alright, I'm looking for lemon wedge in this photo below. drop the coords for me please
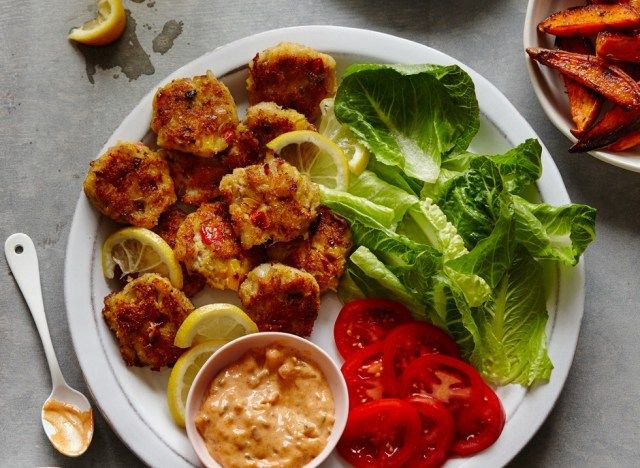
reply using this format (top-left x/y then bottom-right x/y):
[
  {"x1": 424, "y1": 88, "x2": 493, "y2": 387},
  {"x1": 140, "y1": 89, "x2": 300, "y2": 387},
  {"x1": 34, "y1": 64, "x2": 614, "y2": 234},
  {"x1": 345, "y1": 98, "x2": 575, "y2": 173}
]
[
  {"x1": 319, "y1": 98, "x2": 370, "y2": 175},
  {"x1": 167, "y1": 340, "x2": 223, "y2": 427},
  {"x1": 101, "y1": 227, "x2": 183, "y2": 289},
  {"x1": 68, "y1": 0, "x2": 126, "y2": 46},
  {"x1": 174, "y1": 304, "x2": 258, "y2": 348},
  {"x1": 267, "y1": 130, "x2": 350, "y2": 191}
]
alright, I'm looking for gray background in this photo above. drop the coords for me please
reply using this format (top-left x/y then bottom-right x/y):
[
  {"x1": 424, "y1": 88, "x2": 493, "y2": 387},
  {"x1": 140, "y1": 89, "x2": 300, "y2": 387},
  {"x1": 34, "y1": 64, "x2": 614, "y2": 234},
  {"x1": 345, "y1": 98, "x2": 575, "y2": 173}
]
[{"x1": 1, "y1": 0, "x2": 638, "y2": 466}]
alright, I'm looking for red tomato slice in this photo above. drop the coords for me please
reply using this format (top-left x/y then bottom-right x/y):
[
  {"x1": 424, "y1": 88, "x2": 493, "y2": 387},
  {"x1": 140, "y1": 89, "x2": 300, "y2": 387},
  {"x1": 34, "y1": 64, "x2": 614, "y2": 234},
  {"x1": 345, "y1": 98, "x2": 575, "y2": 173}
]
[
  {"x1": 334, "y1": 299, "x2": 412, "y2": 359},
  {"x1": 337, "y1": 399, "x2": 421, "y2": 468},
  {"x1": 382, "y1": 322, "x2": 460, "y2": 396},
  {"x1": 400, "y1": 354, "x2": 485, "y2": 411},
  {"x1": 407, "y1": 396, "x2": 456, "y2": 468},
  {"x1": 451, "y1": 384, "x2": 505, "y2": 457},
  {"x1": 341, "y1": 342, "x2": 385, "y2": 408}
]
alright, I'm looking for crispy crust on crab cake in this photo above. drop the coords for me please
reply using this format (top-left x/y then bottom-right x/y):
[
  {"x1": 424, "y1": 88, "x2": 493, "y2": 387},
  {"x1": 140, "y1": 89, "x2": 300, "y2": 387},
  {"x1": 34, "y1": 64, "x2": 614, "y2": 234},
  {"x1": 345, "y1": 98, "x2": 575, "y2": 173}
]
[
  {"x1": 218, "y1": 123, "x2": 262, "y2": 170},
  {"x1": 151, "y1": 72, "x2": 238, "y2": 157},
  {"x1": 165, "y1": 150, "x2": 229, "y2": 206},
  {"x1": 238, "y1": 263, "x2": 320, "y2": 337},
  {"x1": 267, "y1": 206, "x2": 352, "y2": 293},
  {"x1": 102, "y1": 273, "x2": 193, "y2": 370},
  {"x1": 174, "y1": 202, "x2": 263, "y2": 291},
  {"x1": 153, "y1": 206, "x2": 207, "y2": 297},
  {"x1": 246, "y1": 43, "x2": 337, "y2": 120},
  {"x1": 83, "y1": 142, "x2": 176, "y2": 228},
  {"x1": 244, "y1": 102, "x2": 316, "y2": 148},
  {"x1": 219, "y1": 157, "x2": 320, "y2": 249}
]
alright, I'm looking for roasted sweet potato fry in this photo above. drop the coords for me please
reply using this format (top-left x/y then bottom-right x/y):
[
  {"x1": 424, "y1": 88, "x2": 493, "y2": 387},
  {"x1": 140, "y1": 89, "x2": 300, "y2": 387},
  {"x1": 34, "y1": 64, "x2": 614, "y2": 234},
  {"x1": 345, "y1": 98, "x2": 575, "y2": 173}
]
[
  {"x1": 555, "y1": 38, "x2": 603, "y2": 136},
  {"x1": 538, "y1": 4, "x2": 640, "y2": 37},
  {"x1": 596, "y1": 31, "x2": 640, "y2": 62},
  {"x1": 570, "y1": 105, "x2": 640, "y2": 152},
  {"x1": 526, "y1": 48, "x2": 640, "y2": 109},
  {"x1": 605, "y1": 129, "x2": 640, "y2": 151}
]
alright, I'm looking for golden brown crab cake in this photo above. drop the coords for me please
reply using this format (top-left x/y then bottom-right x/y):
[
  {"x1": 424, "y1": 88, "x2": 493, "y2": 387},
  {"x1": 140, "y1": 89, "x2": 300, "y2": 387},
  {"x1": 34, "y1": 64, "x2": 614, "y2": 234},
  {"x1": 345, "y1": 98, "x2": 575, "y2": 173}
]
[
  {"x1": 267, "y1": 206, "x2": 352, "y2": 293},
  {"x1": 153, "y1": 206, "x2": 207, "y2": 298},
  {"x1": 244, "y1": 102, "x2": 316, "y2": 148},
  {"x1": 102, "y1": 273, "x2": 193, "y2": 370},
  {"x1": 238, "y1": 263, "x2": 320, "y2": 337},
  {"x1": 218, "y1": 123, "x2": 262, "y2": 170},
  {"x1": 165, "y1": 150, "x2": 229, "y2": 206},
  {"x1": 246, "y1": 42, "x2": 337, "y2": 121},
  {"x1": 219, "y1": 157, "x2": 320, "y2": 249},
  {"x1": 83, "y1": 142, "x2": 176, "y2": 228},
  {"x1": 151, "y1": 73, "x2": 238, "y2": 157},
  {"x1": 174, "y1": 202, "x2": 262, "y2": 291}
]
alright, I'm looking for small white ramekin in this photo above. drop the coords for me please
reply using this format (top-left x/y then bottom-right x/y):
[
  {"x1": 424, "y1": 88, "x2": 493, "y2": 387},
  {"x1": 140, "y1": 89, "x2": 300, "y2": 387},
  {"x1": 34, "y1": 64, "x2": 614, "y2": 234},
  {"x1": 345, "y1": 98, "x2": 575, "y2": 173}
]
[{"x1": 185, "y1": 332, "x2": 349, "y2": 468}]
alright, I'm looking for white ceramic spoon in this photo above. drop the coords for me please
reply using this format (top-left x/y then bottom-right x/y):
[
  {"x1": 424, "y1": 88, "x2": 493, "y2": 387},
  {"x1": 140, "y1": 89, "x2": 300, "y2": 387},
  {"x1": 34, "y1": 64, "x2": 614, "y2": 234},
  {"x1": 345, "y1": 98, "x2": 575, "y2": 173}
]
[{"x1": 5, "y1": 233, "x2": 94, "y2": 457}]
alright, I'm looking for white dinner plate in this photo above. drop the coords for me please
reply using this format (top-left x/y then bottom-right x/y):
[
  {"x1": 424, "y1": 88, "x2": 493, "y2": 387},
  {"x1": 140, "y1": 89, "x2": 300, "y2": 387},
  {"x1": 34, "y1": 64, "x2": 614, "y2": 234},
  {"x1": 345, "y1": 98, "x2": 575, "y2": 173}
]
[
  {"x1": 524, "y1": 0, "x2": 640, "y2": 173},
  {"x1": 64, "y1": 26, "x2": 585, "y2": 467}
]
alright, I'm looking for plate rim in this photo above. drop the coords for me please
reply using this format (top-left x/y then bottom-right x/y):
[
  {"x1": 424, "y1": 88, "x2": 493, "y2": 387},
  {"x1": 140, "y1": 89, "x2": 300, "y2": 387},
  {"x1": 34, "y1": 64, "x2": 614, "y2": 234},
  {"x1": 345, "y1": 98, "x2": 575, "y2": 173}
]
[
  {"x1": 64, "y1": 25, "x2": 586, "y2": 467},
  {"x1": 523, "y1": 0, "x2": 640, "y2": 173}
]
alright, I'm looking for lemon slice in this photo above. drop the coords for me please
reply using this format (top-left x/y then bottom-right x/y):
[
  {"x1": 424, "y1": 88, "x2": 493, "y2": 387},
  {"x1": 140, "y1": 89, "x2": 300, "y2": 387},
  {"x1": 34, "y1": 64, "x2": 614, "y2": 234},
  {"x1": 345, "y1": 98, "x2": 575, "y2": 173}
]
[
  {"x1": 167, "y1": 340, "x2": 223, "y2": 427},
  {"x1": 101, "y1": 227, "x2": 183, "y2": 289},
  {"x1": 68, "y1": 0, "x2": 126, "y2": 46},
  {"x1": 174, "y1": 304, "x2": 258, "y2": 348},
  {"x1": 267, "y1": 130, "x2": 350, "y2": 191},
  {"x1": 319, "y1": 98, "x2": 370, "y2": 175}
]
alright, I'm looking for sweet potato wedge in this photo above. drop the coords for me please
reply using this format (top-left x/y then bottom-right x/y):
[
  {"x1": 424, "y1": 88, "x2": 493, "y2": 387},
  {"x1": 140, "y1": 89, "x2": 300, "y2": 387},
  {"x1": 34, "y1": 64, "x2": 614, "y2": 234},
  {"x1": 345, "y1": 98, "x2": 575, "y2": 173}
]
[
  {"x1": 596, "y1": 31, "x2": 640, "y2": 62},
  {"x1": 605, "y1": 128, "x2": 640, "y2": 150},
  {"x1": 555, "y1": 38, "x2": 603, "y2": 136},
  {"x1": 526, "y1": 48, "x2": 640, "y2": 109},
  {"x1": 570, "y1": 105, "x2": 640, "y2": 152},
  {"x1": 538, "y1": 4, "x2": 640, "y2": 37}
]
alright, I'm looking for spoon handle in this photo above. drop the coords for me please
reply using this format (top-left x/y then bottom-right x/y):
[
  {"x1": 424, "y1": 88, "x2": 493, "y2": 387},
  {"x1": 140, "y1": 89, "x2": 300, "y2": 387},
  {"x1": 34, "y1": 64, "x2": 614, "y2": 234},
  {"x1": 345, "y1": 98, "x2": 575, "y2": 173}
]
[{"x1": 5, "y1": 233, "x2": 66, "y2": 388}]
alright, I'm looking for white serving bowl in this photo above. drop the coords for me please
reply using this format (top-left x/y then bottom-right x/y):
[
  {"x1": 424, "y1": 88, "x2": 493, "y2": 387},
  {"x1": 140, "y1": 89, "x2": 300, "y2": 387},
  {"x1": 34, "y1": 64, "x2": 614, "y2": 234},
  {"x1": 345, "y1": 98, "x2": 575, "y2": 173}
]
[
  {"x1": 523, "y1": 0, "x2": 640, "y2": 172},
  {"x1": 184, "y1": 332, "x2": 349, "y2": 468}
]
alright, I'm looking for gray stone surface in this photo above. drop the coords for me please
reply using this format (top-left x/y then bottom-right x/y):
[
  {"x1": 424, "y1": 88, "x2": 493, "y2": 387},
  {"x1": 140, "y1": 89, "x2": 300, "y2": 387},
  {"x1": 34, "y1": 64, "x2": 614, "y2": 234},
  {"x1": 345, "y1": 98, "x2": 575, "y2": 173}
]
[{"x1": 1, "y1": 0, "x2": 638, "y2": 466}]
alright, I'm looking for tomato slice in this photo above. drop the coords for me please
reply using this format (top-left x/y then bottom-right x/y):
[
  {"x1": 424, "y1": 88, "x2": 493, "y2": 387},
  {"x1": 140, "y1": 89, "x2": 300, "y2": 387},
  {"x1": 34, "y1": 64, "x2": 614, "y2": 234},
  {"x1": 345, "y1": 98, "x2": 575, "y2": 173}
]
[
  {"x1": 451, "y1": 384, "x2": 505, "y2": 457},
  {"x1": 382, "y1": 322, "x2": 460, "y2": 396},
  {"x1": 399, "y1": 354, "x2": 485, "y2": 411},
  {"x1": 341, "y1": 342, "x2": 385, "y2": 408},
  {"x1": 334, "y1": 299, "x2": 412, "y2": 359},
  {"x1": 407, "y1": 396, "x2": 456, "y2": 468},
  {"x1": 337, "y1": 399, "x2": 421, "y2": 467}
]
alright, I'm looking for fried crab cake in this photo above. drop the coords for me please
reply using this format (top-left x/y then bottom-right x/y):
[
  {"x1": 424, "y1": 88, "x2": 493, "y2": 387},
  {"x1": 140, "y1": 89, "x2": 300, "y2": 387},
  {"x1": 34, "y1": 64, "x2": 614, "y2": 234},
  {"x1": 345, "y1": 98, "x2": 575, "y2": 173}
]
[
  {"x1": 238, "y1": 263, "x2": 320, "y2": 337},
  {"x1": 102, "y1": 273, "x2": 193, "y2": 370},
  {"x1": 267, "y1": 206, "x2": 352, "y2": 293},
  {"x1": 165, "y1": 150, "x2": 229, "y2": 206},
  {"x1": 153, "y1": 206, "x2": 207, "y2": 298},
  {"x1": 244, "y1": 102, "x2": 315, "y2": 148},
  {"x1": 219, "y1": 157, "x2": 320, "y2": 249},
  {"x1": 218, "y1": 123, "x2": 261, "y2": 170},
  {"x1": 83, "y1": 142, "x2": 176, "y2": 228},
  {"x1": 247, "y1": 42, "x2": 337, "y2": 120},
  {"x1": 174, "y1": 202, "x2": 262, "y2": 291},
  {"x1": 151, "y1": 72, "x2": 238, "y2": 157}
]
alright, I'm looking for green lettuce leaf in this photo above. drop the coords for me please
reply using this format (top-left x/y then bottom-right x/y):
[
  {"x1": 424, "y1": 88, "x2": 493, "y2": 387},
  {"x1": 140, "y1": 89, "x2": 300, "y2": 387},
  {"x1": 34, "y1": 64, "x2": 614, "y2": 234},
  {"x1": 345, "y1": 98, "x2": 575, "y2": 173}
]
[
  {"x1": 335, "y1": 63, "x2": 479, "y2": 182},
  {"x1": 319, "y1": 185, "x2": 394, "y2": 228},
  {"x1": 512, "y1": 195, "x2": 597, "y2": 266},
  {"x1": 348, "y1": 170, "x2": 418, "y2": 223},
  {"x1": 468, "y1": 247, "x2": 553, "y2": 386}
]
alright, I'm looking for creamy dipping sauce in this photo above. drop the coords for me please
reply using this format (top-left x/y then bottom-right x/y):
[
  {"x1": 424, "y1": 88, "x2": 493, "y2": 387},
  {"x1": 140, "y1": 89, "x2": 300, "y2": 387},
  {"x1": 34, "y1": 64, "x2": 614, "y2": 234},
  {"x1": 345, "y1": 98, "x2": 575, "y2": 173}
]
[
  {"x1": 195, "y1": 344, "x2": 335, "y2": 467},
  {"x1": 42, "y1": 400, "x2": 93, "y2": 456}
]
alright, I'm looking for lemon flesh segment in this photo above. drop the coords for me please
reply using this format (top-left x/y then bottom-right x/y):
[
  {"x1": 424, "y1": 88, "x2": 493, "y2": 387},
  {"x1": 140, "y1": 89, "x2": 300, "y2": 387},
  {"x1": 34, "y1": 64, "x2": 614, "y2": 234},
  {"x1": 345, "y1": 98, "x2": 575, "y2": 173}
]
[
  {"x1": 319, "y1": 98, "x2": 370, "y2": 175},
  {"x1": 174, "y1": 303, "x2": 258, "y2": 348},
  {"x1": 267, "y1": 130, "x2": 350, "y2": 192},
  {"x1": 68, "y1": 0, "x2": 126, "y2": 46},
  {"x1": 167, "y1": 340, "x2": 223, "y2": 427},
  {"x1": 101, "y1": 227, "x2": 183, "y2": 289}
]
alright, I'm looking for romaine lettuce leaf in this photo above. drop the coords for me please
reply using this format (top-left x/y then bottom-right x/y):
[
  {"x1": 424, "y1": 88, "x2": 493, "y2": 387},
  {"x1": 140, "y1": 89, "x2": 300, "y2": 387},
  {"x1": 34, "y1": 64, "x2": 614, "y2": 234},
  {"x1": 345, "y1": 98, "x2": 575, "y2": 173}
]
[
  {"x1": 335, "y1": 63, "x2": 479, "y2": 182},
  {"x1": 319, "y1": 185, "x2": 395, "y2": 228},
  {"x1": 512, "y1": 195, "x2": 597, "y2": 266},
  {"x1": 468, "y1": 247, "x2": 553, "y2": 386},
  {"x1": 348, "y1": 170, "x2": 418, "y2": 223}
]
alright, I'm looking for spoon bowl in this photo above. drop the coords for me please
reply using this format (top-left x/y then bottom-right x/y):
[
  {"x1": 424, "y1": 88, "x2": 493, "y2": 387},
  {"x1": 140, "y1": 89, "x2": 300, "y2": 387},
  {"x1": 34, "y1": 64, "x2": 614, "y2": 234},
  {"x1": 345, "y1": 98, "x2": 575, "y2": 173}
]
[{"x1": 5, "y1": 233, "x2": 94, "y2": 457}]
